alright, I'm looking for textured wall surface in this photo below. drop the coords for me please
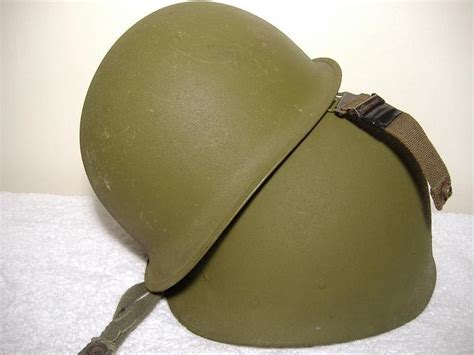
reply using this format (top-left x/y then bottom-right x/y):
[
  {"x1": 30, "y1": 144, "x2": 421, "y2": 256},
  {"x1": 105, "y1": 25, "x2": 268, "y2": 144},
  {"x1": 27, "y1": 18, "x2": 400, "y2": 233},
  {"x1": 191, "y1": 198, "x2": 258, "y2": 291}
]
[{"x1": 1, "y1": 0, "x2": 472, "y2": 213}]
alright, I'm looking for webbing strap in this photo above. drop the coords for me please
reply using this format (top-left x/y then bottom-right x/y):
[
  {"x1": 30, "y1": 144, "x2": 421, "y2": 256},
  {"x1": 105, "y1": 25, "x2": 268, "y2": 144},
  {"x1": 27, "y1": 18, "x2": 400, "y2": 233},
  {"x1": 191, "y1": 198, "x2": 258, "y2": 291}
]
[
  {"x1": 79, "y1": 282, "x2": 161, "y2": 355},
  {"x1": 334, "y1": 92, "x2": 452, "y2": 210}
]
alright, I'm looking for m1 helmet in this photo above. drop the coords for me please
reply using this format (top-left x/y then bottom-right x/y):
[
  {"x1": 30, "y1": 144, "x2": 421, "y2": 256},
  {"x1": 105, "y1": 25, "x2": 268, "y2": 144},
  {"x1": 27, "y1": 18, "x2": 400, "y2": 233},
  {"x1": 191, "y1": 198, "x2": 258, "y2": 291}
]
[{"x1": 79, "y1": 2, "x2": 450, "y2": 352}]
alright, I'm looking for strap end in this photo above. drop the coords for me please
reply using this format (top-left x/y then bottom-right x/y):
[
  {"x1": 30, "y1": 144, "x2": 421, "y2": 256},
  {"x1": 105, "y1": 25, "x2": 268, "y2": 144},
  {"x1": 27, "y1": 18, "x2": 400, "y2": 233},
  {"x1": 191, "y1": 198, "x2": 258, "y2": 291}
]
[
  {"x1": 430, "y1": 177, "x2": 452, "y2": 211},
  {"x1": 79, "y1": 338, "x2": 114, "y2": 355}
]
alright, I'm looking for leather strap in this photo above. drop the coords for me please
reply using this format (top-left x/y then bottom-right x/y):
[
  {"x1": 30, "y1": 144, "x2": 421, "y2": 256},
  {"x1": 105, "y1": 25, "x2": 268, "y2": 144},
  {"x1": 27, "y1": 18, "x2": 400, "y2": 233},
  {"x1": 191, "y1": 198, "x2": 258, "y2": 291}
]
[
  {"x1": 334, "y1": 92, "x2": 452, "y2": 210},
  {"x1": 79, "y1": 282, "x2": 161, "y2": 355}
]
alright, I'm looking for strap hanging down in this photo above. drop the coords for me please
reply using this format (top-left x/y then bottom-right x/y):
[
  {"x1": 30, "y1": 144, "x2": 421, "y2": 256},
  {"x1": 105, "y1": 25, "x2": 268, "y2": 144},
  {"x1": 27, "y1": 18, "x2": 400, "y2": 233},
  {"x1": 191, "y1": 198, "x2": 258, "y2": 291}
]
[
  {"x1": 79, "y1": 282, "x2": 161, "y2": 355},
  {"x1": 333, "y1": 92, "x2": 452, "y2": 210}
]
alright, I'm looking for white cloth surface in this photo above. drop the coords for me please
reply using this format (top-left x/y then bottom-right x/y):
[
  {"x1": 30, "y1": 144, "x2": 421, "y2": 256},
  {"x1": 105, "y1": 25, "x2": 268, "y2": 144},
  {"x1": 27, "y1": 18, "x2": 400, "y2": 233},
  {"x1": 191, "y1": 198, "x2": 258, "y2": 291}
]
[{"x1": 1, "y1": 192, "x2": 472, "y2": 354}]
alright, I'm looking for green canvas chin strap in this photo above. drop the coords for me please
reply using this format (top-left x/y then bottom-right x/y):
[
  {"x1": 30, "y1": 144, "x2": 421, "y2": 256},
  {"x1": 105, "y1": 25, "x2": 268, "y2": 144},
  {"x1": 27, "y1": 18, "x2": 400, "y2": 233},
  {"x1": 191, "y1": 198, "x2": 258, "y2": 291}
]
[
  {"x1": 79, "y1": 283, "x2": 161, "y2": 355},
  {"x1": 333, "y1": 92, "x2": 452, "y2": 210}
]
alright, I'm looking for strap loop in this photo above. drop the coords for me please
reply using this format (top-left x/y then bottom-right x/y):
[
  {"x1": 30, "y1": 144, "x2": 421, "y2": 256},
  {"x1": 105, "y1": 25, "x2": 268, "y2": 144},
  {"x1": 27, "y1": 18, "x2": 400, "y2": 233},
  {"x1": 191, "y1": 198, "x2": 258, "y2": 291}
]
[
  {"x1": 334, "y1": 92, "x2": 452, "y2": 210},
  {"x1": 79, "y1": 282, "x2": 161, "y2": 355}
]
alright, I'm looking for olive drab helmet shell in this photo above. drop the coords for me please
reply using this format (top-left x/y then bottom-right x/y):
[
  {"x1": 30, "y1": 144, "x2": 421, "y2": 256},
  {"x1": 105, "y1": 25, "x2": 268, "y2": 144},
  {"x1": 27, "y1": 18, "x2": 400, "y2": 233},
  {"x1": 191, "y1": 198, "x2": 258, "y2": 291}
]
[
  {"x1": 81, "y1": 1, "x2": 438, "y2": 347},
  {"x1": 80, "y1": 2, "x2": 340, "y2": 292},
  {"x1": 167, "y1": 111, "x2": 435, "y2": 346}
]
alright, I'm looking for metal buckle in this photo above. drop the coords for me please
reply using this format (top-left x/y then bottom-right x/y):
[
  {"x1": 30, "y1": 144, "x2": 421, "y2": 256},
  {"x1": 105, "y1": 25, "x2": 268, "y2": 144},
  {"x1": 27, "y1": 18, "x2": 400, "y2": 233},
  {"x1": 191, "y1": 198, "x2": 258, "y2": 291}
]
[{"x1": 333, "y1": 93, "x2": 385, "y2": 121}]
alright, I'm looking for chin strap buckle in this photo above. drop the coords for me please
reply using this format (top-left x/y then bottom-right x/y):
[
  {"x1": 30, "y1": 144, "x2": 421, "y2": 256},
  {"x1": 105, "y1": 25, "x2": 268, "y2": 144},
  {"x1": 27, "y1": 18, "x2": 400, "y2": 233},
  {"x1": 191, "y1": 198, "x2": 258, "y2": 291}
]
[
  {"x1": 335, "y1": 92, "x2": 402, "y2": 129},
  {"x1": 331, "y1": 91, "x2": 452, "y2": 211}
]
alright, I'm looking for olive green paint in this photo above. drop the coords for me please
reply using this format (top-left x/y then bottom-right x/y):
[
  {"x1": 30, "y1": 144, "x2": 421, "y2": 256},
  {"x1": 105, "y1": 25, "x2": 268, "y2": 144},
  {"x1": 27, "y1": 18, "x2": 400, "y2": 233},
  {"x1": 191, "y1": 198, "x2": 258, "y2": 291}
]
[
  {"x1": 167, "y1": 111, "x2": 435, "y2": 346},
  {"x1": 81, "y1": 1, "x2": 437, "y2": 347},
  {"x1": 80, "y1": 2, "x2": 340, "y2": 292}
]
